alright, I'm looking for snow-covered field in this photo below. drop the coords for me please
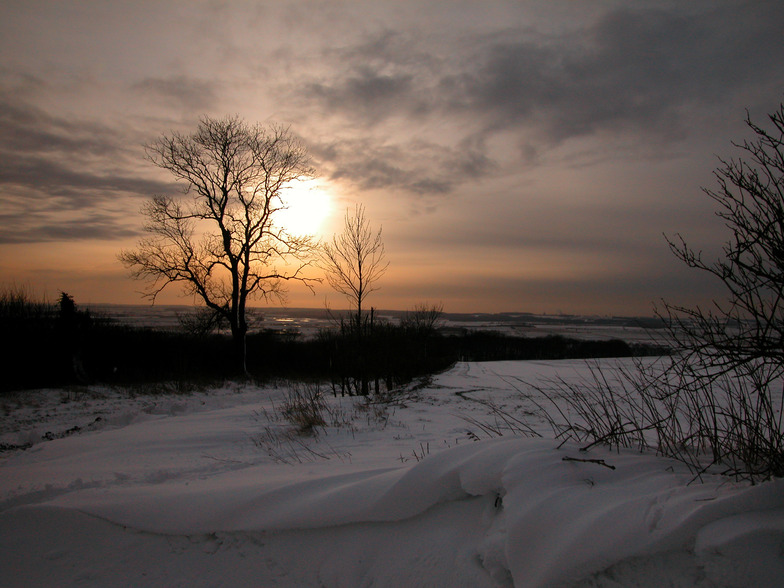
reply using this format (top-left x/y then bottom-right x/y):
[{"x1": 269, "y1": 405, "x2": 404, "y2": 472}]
[{"x1": 1, "y1": 359, "x2": 783, "y2": 587}]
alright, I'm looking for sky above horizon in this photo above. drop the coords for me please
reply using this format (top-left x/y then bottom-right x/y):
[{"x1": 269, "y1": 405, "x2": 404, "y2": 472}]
[{"x1": 2, "y1": 0, "x2": 783, "y2": 316}]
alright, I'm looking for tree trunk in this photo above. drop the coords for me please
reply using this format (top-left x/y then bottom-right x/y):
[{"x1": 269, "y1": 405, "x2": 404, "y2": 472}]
[{"x1": 230, "y1": 323, "x2": 249, "y2": 377}]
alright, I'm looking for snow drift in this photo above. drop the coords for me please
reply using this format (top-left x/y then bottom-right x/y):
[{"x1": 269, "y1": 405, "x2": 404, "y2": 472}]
[{"x1": 1, "y1": 360, "x2": 783, "y2": 586}]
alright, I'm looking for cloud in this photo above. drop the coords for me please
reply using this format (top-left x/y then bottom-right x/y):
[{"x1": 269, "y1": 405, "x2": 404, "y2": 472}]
[
  {"x1": 0, "y1": 212, "x2": 142, "y2": 244},
  {"x1": 0, "y1": 91, "x2": 176, "y2": 244},
  {"x1": 0, "y1": 150, "x2": 172, "y2": 201},
  {"x1": 449, "y1": 2, "x2": 784, "y2": 140},
  {"x1": 131, "y1": 75, "x2": 219, "y2": 111},
  {"x1": 301, "y1": 29, "x2": 442, "y2": 122},
  {"x1": 290, "y1": 1, "x2": 784, "y2": 197},
  {"x1": 310, "y1": 135, "x2": 495, "y2": 196},
  {"x1": 0, "y1": 94, "x2": 126, "y2": 156},
  {"x1": 306, "y1": 69, "x2": 418, "y2": 124}
]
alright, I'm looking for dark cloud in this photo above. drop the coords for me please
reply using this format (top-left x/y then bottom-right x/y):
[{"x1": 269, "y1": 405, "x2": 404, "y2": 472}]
[
  {"x1": 0, "y1": 94, "x2": 126, "y2": 156},
  {"x1": 310, "y1": 135, "x2": 495, "y2": 196},
  {"x1": 131, "y1": 75, "x2": 219, "y2": 111},
  {"x1": 0, "y1": 92, "x2": 176, "y2": 244},
  {"x1": 1, "y1": 0, "x2": 781, "y2": 312},
  {"x1": 0, "y1": 151, "x2": 173, "y2": 203},
  {"x1": 295, "y1": 30, "x2": 438, "y2": 127},
  {"x1": 0, "y1": 212, "x2": 141, "y2": 244},
  {"x1": 461, "y1": 3, "x2": 784, "y2": 142},
  {"x1": 293, "y1": 1, "x2": 784, "y2": 193},
  {"x1": 306, "y1": 69, "x2": 418, "y2": 124}
]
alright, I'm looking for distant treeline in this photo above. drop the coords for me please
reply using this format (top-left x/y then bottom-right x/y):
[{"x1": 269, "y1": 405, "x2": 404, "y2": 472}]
[
  {"x1": 265, "y1": 326, "x2": 667, "y2": 396},
  {"x1": 0, "y1": 290, "x2": 668, "y2": 394}
]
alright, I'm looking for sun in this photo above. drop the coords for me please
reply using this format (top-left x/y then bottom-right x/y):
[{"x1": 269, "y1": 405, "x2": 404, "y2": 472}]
[{"x1": 278, "y1": 179, "x2": 332, "y2": 236}]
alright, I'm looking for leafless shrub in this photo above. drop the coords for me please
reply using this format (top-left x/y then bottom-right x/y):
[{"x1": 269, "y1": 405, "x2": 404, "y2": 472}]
[
  {"x1": 400, "y1": 442, "x2": 430, "y2": 463},
  {"x1": 526, "y1": 103, "x2": 784, "y2": 483},
  {"x1": 528, "y1": 357, "x2": 784, "y2": 482},
  {"x1": 177, "y1": 306, "x2": 225, "y2": 337},
  {"x1": 0, "y1": 285, "x2": 53, "y2": 321},
  {"x1": 402, "y1": 302, "x2": 444, "y2": 334}
]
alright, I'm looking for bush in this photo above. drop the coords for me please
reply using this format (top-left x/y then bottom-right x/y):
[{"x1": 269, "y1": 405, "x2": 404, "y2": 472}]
[
  {"x1": 531, "y1": 356, "x2": 784, "y2": 482},
  {"x1": 0, "y1": 289, "x2": 237, "y2": 393},
  {"x1": 0, "y1": 287, "x2": 76, "y2": 392},
  {"x1": 532, "y1": 103, "x2": 784, "y2": 483}
]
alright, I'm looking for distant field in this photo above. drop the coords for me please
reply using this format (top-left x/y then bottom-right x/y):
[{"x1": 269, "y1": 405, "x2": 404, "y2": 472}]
[{"x1": 86, "y1": 304, "x2": 664, "y2": 343}]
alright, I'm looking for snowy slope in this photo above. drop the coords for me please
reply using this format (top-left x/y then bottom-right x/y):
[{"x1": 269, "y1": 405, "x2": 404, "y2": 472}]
[{"x1": 1, "y1": 360, "x2": 783, "y2": 586}]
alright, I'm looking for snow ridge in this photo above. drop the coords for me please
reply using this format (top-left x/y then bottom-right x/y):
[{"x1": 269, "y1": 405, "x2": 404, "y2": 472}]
[{"x1": 2, "y1": 360, "x2": 783, "y2": 586}]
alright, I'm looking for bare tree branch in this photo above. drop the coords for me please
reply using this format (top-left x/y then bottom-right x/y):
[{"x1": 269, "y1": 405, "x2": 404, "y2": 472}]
[{"x1": 660, "y1": 102, "x2": 784, "y2": 381}]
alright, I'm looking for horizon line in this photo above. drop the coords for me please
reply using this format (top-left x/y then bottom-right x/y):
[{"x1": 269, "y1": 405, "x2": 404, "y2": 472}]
[{"x1": 83, "y1": 302, "x2": 659, "y2": 320}]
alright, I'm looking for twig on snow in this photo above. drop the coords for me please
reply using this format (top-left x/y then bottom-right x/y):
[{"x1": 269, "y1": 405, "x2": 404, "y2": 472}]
[{"x1": 562, "y1": 456, "x2": 616, "y2": 470}]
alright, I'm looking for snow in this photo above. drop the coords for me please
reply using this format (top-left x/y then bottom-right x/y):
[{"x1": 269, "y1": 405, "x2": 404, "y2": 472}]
[{"x1": 1, "y1": 359, "x2": 783, "y2": 586}]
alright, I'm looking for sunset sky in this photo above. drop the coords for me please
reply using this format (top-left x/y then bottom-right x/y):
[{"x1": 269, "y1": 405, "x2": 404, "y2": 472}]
[{"x1": 2, "y1": 0, "x2": 783, "y2": 315}]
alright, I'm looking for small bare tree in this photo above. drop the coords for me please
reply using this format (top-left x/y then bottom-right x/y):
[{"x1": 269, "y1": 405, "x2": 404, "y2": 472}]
[
  {"x1": 402, "y1": 302, "x2": 444, "y2": 335},
  {"x1": 320, "y1": 204, "x2": 388, "y2": 331},
  {"x1": 320, "y1": 204, "x2": 388, "y2": 395},
  {"x1": 119, "y1": 116, "x2": 317, "y2": 374}
]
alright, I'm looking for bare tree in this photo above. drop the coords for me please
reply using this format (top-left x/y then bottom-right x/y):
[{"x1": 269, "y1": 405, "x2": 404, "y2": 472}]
[
  {"x1": 119, "y1": 116, "x2": 317, "y2": 374},
  {"x1": 320, "y1": 204, "x2": 388, "y2": 396},
  {"x1": 655, "y1": 101, "x2": 784, "y2": 479},
  {"x1": 662, "y1": 102, "x2": 784, "y2": 379},
  {"x1": 402, "y1": 302, "x2": 444, "y2": 335},
  {"x1": 320, "y1": 204, "x2": 388, "y2": 330}
]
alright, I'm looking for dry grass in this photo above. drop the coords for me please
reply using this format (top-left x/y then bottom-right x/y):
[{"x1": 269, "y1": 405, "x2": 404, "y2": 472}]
[{"x1": 527, "y1": 357, "x2": 784, "y2": 483}]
